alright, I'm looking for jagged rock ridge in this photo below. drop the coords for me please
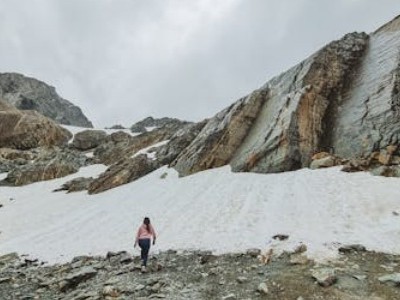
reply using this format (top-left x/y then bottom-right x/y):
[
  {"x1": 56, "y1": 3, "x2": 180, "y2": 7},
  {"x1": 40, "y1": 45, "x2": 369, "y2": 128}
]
[{"x1": 0, "y1": 72, "x2": 93, "y2": 128}]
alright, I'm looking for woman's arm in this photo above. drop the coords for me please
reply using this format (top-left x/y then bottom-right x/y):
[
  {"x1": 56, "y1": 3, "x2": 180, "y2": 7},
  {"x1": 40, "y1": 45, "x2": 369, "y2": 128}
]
[
  {"x1": 151, "y1": 225, "x2": 157, "y2": 244},
  {"x1": 134, "y1": 227, "x2": 140, "y2": 247}
]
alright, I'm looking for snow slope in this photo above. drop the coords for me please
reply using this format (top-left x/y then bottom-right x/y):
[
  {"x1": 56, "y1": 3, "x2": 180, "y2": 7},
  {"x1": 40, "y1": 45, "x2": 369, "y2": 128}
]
[{"x1": 0, "y1": 165, "x2": 399, "y2": 264}]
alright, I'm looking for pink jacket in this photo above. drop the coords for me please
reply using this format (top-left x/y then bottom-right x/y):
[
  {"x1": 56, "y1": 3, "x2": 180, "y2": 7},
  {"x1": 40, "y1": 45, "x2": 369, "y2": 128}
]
[{"x1": 135, "y1": 224, "x2": 156, "y2": 242}]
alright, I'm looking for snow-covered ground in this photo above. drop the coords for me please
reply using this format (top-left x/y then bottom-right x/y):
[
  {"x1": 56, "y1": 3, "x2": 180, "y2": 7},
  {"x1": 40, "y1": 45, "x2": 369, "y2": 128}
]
[{"x1": 0, "y1": 165, "x2": 400, "y2": 264}]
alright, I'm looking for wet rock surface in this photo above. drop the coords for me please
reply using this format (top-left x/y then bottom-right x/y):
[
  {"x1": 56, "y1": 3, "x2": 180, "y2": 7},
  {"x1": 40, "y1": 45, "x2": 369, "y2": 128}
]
[{"x1": 1, "y1": 250, "x2": 400, "y2": 299}]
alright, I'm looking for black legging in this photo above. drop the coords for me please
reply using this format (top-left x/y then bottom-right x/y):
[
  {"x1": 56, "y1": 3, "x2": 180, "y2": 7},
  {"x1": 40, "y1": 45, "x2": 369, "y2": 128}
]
[{"x1": 138, "y1": 238, "x2": 151, "y2": 267}]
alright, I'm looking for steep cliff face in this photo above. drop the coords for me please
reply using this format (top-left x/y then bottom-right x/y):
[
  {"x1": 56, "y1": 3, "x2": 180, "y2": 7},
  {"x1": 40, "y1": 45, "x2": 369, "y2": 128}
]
[
  {"x1": 173, "y1": 32, "x2": 369, "y2": 175},
  {"x1": 0, "y1": 73, "x2": 93, "y2": 128},
  {"x1": 332, "y1": 16, "x2": 400, "y2": 158},
  {"x1": 173, "y1": 15, "x2": 400, "y2": 176}
]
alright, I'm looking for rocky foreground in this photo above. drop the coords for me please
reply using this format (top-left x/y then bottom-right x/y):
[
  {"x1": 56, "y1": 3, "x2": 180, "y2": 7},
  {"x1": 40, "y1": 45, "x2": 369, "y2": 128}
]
[{"x1": 1, "y1": 247, "x2": 400, "y2": 300}]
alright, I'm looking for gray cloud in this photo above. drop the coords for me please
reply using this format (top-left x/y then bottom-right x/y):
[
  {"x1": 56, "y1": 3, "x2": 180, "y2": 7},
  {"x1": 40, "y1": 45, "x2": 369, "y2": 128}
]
[{"x1": 0, "y1": 0, "x2": 399, "y2": 126}]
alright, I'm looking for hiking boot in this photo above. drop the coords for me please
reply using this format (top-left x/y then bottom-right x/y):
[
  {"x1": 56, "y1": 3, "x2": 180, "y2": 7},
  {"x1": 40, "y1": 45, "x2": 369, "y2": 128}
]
[{"x1": 141, "y1": 266, "x2": 146, "y2": 273}]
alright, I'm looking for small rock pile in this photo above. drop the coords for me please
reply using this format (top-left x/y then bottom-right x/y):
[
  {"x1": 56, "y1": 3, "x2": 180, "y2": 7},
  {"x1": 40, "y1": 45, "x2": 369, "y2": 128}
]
[{"x1": 310, "y1": 146, "x2": 400, "y2": 178}]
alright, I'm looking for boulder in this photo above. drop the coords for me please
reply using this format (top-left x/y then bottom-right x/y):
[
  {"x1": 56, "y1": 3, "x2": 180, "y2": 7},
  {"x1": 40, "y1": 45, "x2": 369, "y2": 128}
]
[
  {"x1": 54, "y1": 177, "x2": 94, "y2": 193},
  {"x1": 370, "y1": 166, "x2": 400, "y2": 177},
  {"x1": 2, "y1": 148, "x2": 88, "y2": 186},
  {"x1": 310, "y1": 155, "x2": 337, "y2": 169},
  {"x1": 311, "y1": 268, "x2": 337, "y2": 287},
  {"x1": 341, "y1": 159, "x2": 370, "y2": 173},
  {"x1": 312, "y1": 152, "x2": 332, "y2": 160},
  {"x1": 59, "y1": 266, "x2": 97, "y2": 292},
  {"x1": 0, "y1": 100, "x2": 72, "y2": 150},
  {"x1": 290, "y1": 254, "x2": 309, "y2": 265},
  {"x1": 88, "y1": 154, "x2": 159, "y2": 194},
  {"x1": 257, "y1": 282, "x2": 269, "y2": 294},
  {"x1": 338, "y1": 244, "x2": 367, "y2": 253},
  {"x1": 378, "y1": 273, "x2": 400, "y2": 285},
  {"x1": 4, "y1": 163, "x2": 77, "y2": 186},
  {"x1": 109, "y1": 131, "x2": 131, "y2": 143},
  {"x1": 71, "y1": 130, "x2": 108, "y2": 151}
]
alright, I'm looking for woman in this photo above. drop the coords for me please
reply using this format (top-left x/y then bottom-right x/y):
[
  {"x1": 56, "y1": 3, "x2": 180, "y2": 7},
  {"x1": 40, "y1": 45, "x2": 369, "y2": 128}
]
[{"x1": 134, "y1": 217, "x2": 157, "y2": 272}]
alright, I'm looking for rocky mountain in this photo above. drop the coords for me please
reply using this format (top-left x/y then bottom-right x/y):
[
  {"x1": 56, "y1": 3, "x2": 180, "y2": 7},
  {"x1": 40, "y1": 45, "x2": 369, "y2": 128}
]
[
  {"x1": 0, "y1": 72, "x2": 93, "y2": 128},
  {"x1": 173, "y1": 15, "x2": 400, "y2": 176},
  {"x1": 2, "y1": 16, "x2": 400, "y2": 192}
]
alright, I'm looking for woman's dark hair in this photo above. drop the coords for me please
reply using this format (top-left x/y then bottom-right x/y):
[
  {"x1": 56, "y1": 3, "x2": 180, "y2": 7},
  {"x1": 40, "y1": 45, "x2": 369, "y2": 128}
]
[{"x1": 143, "y1": 217, "x2": 151, "y2": 232}]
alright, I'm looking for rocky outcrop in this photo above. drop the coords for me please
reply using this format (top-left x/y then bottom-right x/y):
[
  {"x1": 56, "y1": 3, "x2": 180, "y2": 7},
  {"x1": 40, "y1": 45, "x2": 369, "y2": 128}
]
[
  {"x1": 230, "y1": 32, "x2": 369, "y2": 173},
  {"x1": 54, "y1": 177, "x2": 94, "y2": 193},
  {"x1": 0, "y1": 99, "x2": 72, "y2": 150},
  {"x1": 0, "y1": 72, "x2": 93, "y2": 127},
  {"x1": 168, "y1": 16, "x2": 400, "y2": 177},
  {"x1": 88, "y1": 154, "x2": 159, "y2": 194},
  {"x1": 71, "y1": 130, "x2": 108, "y2": 151},
  {"x1": 130, "y1": 116, "x2": 191, "y2": 133},
  {"x1": 157, "y1": 120, "x2": 207, "y2": 165},
  {"x1": 1, "y1": 148, "x2": 88, "y2": 186},
  {"x1": 82, "y1": 122, "x2": 206, "y2": 193},
  {"x1": 171, "y1": 32, "x2": 369, "y2": 176},
  {"x1": 95, "y1": 121, "x2": 196, "y2": 166},
  {"x1": 173, "y1": 90, "x2": 267, "y2": 176}
]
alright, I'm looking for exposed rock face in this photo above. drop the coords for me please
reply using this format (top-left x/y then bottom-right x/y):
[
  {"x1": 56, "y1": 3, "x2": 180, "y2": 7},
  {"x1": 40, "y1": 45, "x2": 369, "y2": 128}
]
[
  {"x1": 54, "y1": 177, "x2": 94, "y2": 193},
  {"x1": 173, "y1": 90, "x2": 267, "y2": 176},
  {"x1": 1, "y1": 148, "x2": 88, "y2": 186},
  {"x1": 95, "y1": 122, "x2": 196, "y2": 166},
  {"x1": 158, "y1": 120, "x2": 207, "y2": 165},
  {"x1": 88, "y1": 154, "x2": 159, "y2": 194},
  {"x1": 130, "y1": 116, "x2": 191, "y2": 133},
  {"x1": 332, "y1": 17, "x2": 400, "y2": 158},
  {"x1": 170, "y1": 16, "x2": 400, "y2": 176},
  {"x1": 83, "y1": 122, "x2": 205, "y2": 193},
  {"x1": 71, "y1": 130, "x2": 108, "y2": 151},
  {"x1": 0, "y1": 72, "x2": 93, "y2": 127},
  {"x1": 171, "y1": 32, "x2": 368, "y2": 176},
  {"x1": 231, "y1": 32, "x2": 369, "y2": 173},
  {"x1": 0, "y1": 99, "x2": 72, "y2": 150}
]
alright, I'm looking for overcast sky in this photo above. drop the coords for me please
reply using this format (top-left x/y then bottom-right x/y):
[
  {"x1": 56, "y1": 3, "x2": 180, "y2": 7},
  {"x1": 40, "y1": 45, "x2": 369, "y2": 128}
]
[{"x1": 0, "y1": 1, "x2": 399, "y2": 127}]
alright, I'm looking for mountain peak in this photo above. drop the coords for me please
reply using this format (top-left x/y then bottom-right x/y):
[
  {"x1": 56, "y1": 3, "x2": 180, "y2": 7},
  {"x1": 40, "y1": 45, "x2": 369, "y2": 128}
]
[{"x1": 0, "y1": 72, "x2": 93, "y2": 128}]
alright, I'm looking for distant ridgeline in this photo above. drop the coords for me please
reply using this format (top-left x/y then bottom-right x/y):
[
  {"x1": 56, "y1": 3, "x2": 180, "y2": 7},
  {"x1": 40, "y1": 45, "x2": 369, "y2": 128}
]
[{"x1": 0, "y1": 72, "x2": 93, "y2": 128}]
